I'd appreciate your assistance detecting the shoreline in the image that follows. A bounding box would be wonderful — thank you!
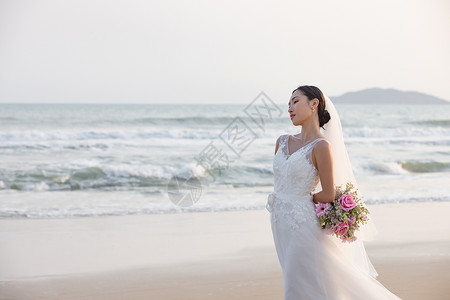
[1,202,449,299]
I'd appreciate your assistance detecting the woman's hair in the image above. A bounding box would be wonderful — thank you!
[292,85,331,128]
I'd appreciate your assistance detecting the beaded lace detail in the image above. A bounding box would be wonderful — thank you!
[266,134,326,231]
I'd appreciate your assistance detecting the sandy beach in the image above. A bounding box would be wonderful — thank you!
[1,202,449,300]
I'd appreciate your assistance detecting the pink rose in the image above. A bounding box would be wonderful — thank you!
[333,221,349,236]
[315,202,331,218]
[338,194,356,212]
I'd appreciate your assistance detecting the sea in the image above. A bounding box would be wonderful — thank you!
[1,101,449,218]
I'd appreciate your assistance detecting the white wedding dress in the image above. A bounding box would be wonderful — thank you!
[266,134,401,300]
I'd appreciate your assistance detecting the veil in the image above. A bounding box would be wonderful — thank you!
[318,93,379,278]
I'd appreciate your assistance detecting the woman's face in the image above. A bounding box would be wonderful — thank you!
[288,90,316,126]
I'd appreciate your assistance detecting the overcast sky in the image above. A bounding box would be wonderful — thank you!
[0,0,449,104]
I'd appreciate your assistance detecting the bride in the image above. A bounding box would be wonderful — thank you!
[266,85,401,299]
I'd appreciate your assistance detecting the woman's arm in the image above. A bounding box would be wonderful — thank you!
[312,140,335,204]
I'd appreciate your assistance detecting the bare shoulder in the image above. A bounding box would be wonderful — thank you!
[315,139,331,149]
[313,139,332,156]
[312,139,333,169]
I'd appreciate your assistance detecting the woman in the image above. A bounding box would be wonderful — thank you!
[266,85,401,299]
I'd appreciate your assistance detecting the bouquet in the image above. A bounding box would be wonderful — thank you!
[314,182,370,243]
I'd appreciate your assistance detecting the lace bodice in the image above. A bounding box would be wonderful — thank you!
[274,134,324,196]
[266,134,326,230]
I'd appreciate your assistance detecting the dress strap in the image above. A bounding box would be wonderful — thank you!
[281,134,290,154]
[305,137,327,150]
[311,137,326,145]
[277,134,288,148]
[303,138,327,166]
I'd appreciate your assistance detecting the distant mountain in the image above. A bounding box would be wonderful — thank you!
[330,88,450,104]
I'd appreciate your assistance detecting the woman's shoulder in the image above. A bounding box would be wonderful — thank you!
[312,137,331,152]
[315,136,329,144]
[274,134,287,155]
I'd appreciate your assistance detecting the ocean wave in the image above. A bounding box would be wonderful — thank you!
[0,202,266,219]
[2,158,448,193]
[355,161,450,175]
[400,161,450,173]
[130,116,273,126]
[412,119,450,127]
[364,195,450,205]
[0,116,19,121]
[0,162,273,192]
[1,164,171,192]
[0,129,231,142]
[0,142,110,152]
[1,126,448,146]
[354,162,408,175]
[344,127,450,139]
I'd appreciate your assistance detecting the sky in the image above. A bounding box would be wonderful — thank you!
[0,0,449,104]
